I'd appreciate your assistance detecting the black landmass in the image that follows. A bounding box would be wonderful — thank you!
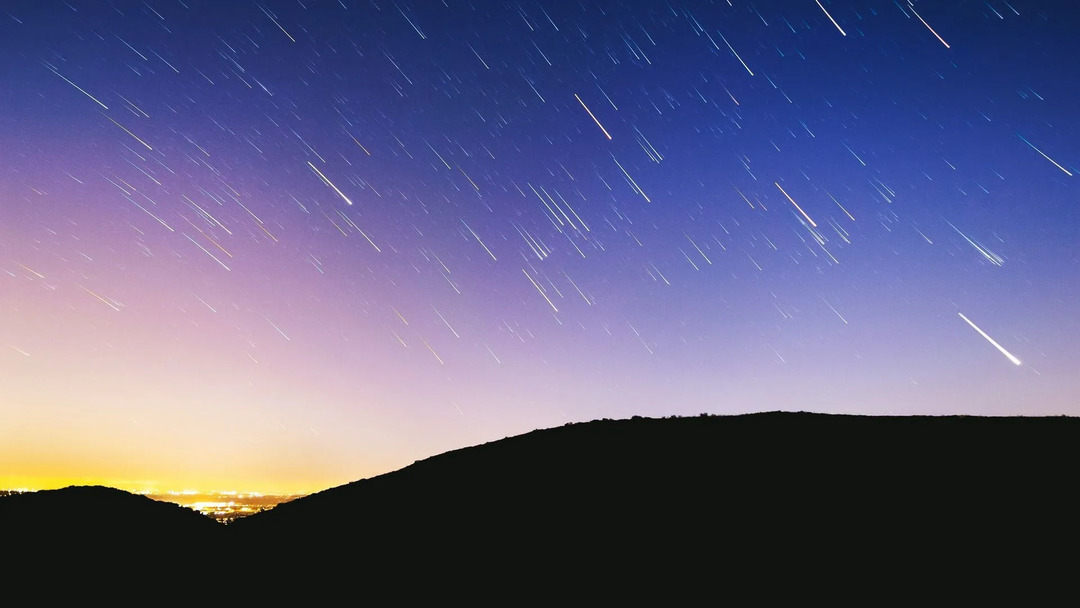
[4,412,1077,598]
[2,484,226,588]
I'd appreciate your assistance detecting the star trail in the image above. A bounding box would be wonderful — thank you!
[2,0,1077,494]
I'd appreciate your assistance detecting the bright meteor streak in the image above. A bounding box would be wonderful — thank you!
[575,94,613,140]
[103,114,152,150]
[907,1,950,48]
[43,62,109,109]
[775,182,817,227]
[523,268,559,312]
[716,30,754,76]
[816,0,847,36]
[80,285,122,311]
[958,313,1021,366]
[1017,133,1073,176]
[307,162,355,205]
[258,4,296,42]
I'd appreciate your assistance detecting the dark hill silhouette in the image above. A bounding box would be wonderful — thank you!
[231,412,1079,599]
[5,413,1077,599]
[1,484,222,542]
[1,485,225,587]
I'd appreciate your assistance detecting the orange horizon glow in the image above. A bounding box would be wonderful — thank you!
[0,474,334,497]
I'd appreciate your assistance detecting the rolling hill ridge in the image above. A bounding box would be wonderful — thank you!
[5,412,1077,597]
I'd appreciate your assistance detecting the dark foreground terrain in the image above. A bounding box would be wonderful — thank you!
[5,412,1077,598]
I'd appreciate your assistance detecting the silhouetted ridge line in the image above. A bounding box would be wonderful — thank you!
[2,485,226,587]
[6,413,1077,597]
[227,412,1078,591]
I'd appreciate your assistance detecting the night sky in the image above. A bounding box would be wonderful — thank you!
[3,0,1077,494]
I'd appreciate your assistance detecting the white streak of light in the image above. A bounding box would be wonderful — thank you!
[462,220,498,261]
[907,1,950,48]
[523,268,559,312]
[823,298,848,324]
[1017,133,1073,176]
[826,190,855,221]
[258,4,296,42]
[422,339,444,364]
[958,312,1021,365]
[775,182,817,227]
[613,155,650,202]
[575,94,613,140]
[43,63,109,109]
[307,162,355,205]
[80,285,122,311]
[434,307,460,338]
[103,114,152,150]
[716,30,754,76]
[264,315,291,341]
[945,220,1003,266]
[183,233,231,271]
[399,6,427,39]
[816,0,847,36]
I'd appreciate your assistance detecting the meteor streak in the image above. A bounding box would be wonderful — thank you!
[816,0,847,36]
[80,285,122,311]
[308,162,355,205]
[958,313,1021,365]
[103,114,152,150]
[716,30,753,76]
[775,182,817,227]
[258,4,296,42]
[43,62,108,109]
[462,220,498,261]
[523,268,559,312]
[907,1,950,48]
[575,94,613,140]
[1017,133,1073,176]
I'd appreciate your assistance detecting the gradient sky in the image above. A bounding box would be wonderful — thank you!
[2,0,1077,494]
